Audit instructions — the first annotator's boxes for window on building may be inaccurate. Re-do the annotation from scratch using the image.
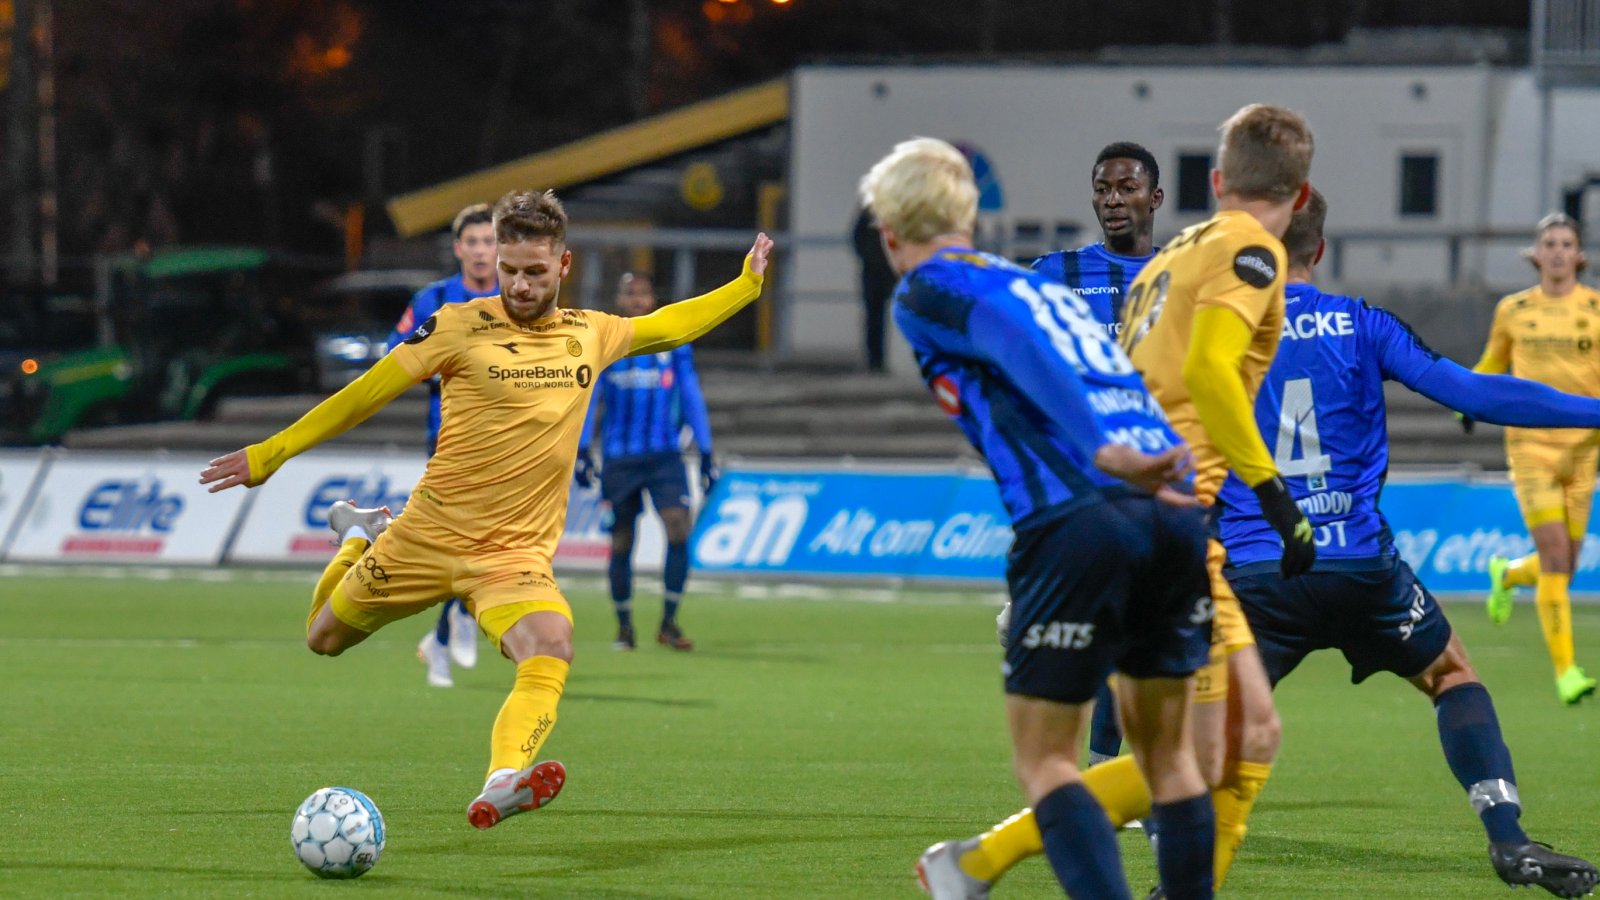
[1400,153,1439,217]
[1176,152,1213,213]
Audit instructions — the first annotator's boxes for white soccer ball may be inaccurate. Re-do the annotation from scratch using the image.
[290,786,386,879]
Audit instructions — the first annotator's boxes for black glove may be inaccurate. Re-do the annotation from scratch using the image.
[1455,412,1475,434]
[699,453,720,494]
[574,451,597,489]
[1253,475,1316,577]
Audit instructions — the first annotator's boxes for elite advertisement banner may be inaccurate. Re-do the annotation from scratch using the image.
[227,453,427,564]
[5,455,251,565]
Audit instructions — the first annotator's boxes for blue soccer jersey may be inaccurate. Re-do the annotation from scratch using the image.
[1217,284,1429,566]
[386,274,500,449]
[1031,242,1156,339]
[895,248,1184,530]
[581,346,712,461]
[1218,282,1600,568]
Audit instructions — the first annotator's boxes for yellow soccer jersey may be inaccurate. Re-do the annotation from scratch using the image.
[388,298,634,555]
[1119,208,1289,501]
[1479,284,1600,449]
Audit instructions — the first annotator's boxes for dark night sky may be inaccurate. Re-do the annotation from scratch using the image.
[4,0,1529,264]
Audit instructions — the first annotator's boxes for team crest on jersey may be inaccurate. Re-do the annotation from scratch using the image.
[566,337,582,357]
[404,314,437,344]
[1232,246,1277,289]
[931,374,962,416]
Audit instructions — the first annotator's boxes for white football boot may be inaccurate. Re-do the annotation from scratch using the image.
[326,500,392,542]
[416,633,453,688]
[467,761,567,830]
[445,602,478,669]
[917,838,993,900]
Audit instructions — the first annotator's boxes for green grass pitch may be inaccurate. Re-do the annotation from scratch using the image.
[2,567,1597,897]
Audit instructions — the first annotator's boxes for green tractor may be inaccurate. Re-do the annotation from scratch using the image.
[1,246,332,444]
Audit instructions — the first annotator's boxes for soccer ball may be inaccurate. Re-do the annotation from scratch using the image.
[290,786,386,879]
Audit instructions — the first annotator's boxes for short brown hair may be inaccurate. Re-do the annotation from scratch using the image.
[1281,187,1327,269]
[451,203,493,238]
[493,189,567,245]
[1217,104,1314,202]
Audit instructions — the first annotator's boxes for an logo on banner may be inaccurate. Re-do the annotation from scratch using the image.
[290,474,412,556]
[65,477,186,556]
[697,489,810,568]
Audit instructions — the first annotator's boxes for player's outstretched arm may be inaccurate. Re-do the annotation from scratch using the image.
[628,233,773,355]
[1409,360,1600,429]
[199,355,418,493]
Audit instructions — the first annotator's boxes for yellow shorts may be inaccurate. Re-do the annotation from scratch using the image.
[1196,538,1254,705]
[329,518,571,649]
[1508,440,1598,540]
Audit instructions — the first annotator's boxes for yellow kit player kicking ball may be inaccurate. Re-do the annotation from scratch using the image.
[1477,213,1600,705]
[921,104,1315,899]
[200,189,773,829]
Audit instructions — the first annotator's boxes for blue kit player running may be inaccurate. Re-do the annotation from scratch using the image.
[1033,141,1165,773]
[576,271,717,652]
[390,203,501,688]
[1215,190,1600,897]
[863,137,1218,900]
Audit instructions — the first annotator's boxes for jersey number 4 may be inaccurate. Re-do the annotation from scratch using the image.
[1274,377,1332,491]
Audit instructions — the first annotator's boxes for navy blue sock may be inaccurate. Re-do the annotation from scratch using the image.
[1149,793,1215,900]
[1089,679,1123,763]
[433,598,460,644]
[663,541,689,624]
[1435,682,1526,844]
[609,547,633,609]
[1034,782,1132,900]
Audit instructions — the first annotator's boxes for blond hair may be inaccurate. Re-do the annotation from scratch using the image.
[1522,211,1588,273]
[859,138,978,244]
[1217,104,1314,202]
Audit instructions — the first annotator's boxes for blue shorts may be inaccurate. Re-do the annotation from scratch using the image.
[1003,496,1212,704]
[1228,558,1452,686]
[601,452,691,523]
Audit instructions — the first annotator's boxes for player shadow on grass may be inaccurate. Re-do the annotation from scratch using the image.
[427,825,911,881]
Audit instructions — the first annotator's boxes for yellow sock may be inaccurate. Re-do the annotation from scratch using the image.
[1082,752,1152,826]
[1213,759,1272,889]
[961,808,1041,882]
[487,656,570,779]
[307,538,367,632]
[1536,572,1576,674]
[1505,553,1541,588]
[959,755,1151,882]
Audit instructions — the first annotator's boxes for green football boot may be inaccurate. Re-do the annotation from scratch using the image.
[1486,555,1514,625]
[1557,666,1598,706]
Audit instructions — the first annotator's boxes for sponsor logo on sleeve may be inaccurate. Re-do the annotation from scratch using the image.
[403,314,438,344]
[1232,246,1278,289]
